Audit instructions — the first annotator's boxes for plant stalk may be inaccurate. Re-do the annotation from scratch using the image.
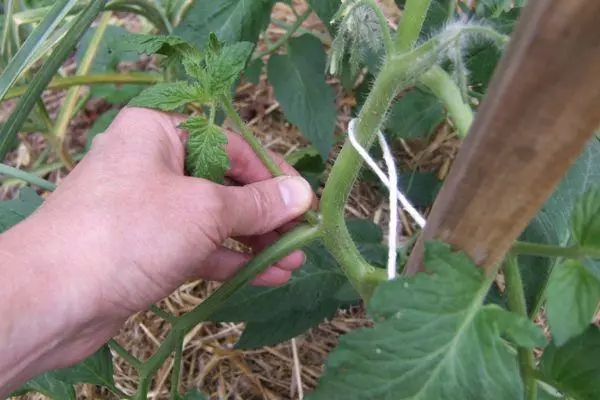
[320,45,432,299]
[221,98,320,226]
[252,8,312,62]
[394,0,432,51]
[362,0,394,55]
[0,163,57,191]
[503,255,537,400]
[108,339,143,370]
[3,72,163,101]
[420,66,474,138]
[511,241,600,260]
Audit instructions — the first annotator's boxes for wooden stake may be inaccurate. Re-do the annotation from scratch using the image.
[404,0,600,275]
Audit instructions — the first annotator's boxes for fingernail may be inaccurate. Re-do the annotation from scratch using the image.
[278,177,312,212]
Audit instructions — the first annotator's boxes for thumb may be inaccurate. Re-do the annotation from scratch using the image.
[217,176,313,237]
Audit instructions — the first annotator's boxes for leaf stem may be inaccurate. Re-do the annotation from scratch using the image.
[420,66,474,138]
[252,8,312,62]
[3,72,163,101]
[503,255,537,400]
[270,18,331,45]
[511,241,600,260]
[221,97,320,226]
[175,224,320,329]
[394,0,432,51]
[170,329,183,398]
[108,339,143,370]
[53,11,112,143]
[150,304,176,323]
[0,163,57,191]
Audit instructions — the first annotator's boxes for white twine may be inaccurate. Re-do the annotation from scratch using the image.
[347,118,427,280]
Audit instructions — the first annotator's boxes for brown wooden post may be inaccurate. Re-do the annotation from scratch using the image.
[404,0,600,275]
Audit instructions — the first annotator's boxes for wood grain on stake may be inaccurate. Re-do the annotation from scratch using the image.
[404,0,600,275]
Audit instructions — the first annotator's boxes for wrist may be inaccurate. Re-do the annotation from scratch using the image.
[0,214,121,394]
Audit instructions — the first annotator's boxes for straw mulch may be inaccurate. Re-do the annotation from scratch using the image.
[4,2,460,399]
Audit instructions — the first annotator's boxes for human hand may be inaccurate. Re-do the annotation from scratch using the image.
[0,107,313,390]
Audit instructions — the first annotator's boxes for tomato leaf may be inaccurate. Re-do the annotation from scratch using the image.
[307,0,341,33]
[181,116,229,183]
[0,187,43,233]
[310,241,545,400]
[268,34,337,159]
[571,187,600,248]
[173,0,275,47]
[129,82,206,111]
[519,138,600,313]
[198,40,254,98]
[79,26,139,73]
[385,88,445,138]
[211,219,386,349]
[116,34,201,62]
[52,345,115,389]
[546,260,600,346]
[244,58,263,84]
[11,373,76,400]
[539,326,600,400]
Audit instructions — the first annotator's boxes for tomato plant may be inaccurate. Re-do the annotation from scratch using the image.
[2,0,600,399]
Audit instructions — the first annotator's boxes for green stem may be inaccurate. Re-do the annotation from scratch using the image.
[320,45,432,299]
[394,0,432,51]
[221,97,320,226]
[420,66,474,138]
[511,241,600,260]
[170,330,184,398]
[108,339,143,370]
[105,0,171,33]
[3,72,163,101]
[1,152,84,188]
[135,374,152,400]
[36,100,75,169]
[54,11,111,142]
[150,304,176,323]
[363,0,394,55]
[0,163,57,191]
[252,8,312,62]
[503,255,537,400]
[175,224,320,329]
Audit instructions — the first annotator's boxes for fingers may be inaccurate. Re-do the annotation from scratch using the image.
[216,176,313,237]
[198,247,294,286]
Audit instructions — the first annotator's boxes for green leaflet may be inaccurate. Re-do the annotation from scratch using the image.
[0,187,43,232]
[86,109,119,151]
[268,34,337,159]
[115,33,201,62]
[546,260,600,346]
[307,0,341,33]
[173,0,275,47]
[244,58,263,84]
[52,345,115,389]
[11,372,76,400]
[181,116,229,183]
[197,40,253,98]
[129,82,206,111]
[385,88,446,139]
[211,219,386,349]
[310,241,545,400]
[519,138,600,313]
[571,187,600,248]
[540,326,600,400]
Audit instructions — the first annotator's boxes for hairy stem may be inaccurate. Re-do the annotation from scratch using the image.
[0,163,57,191]
[3,72,163,101]
[252,8,312,62]
[420,66,474,138]
[503,255,537,400]
[320,45,433,299]
[54,11,111,143]
[511,241,600,259]
[394,0,432,51]
[221,97,320,226]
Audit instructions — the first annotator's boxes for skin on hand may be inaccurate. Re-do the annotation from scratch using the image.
[0,107,314,393]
